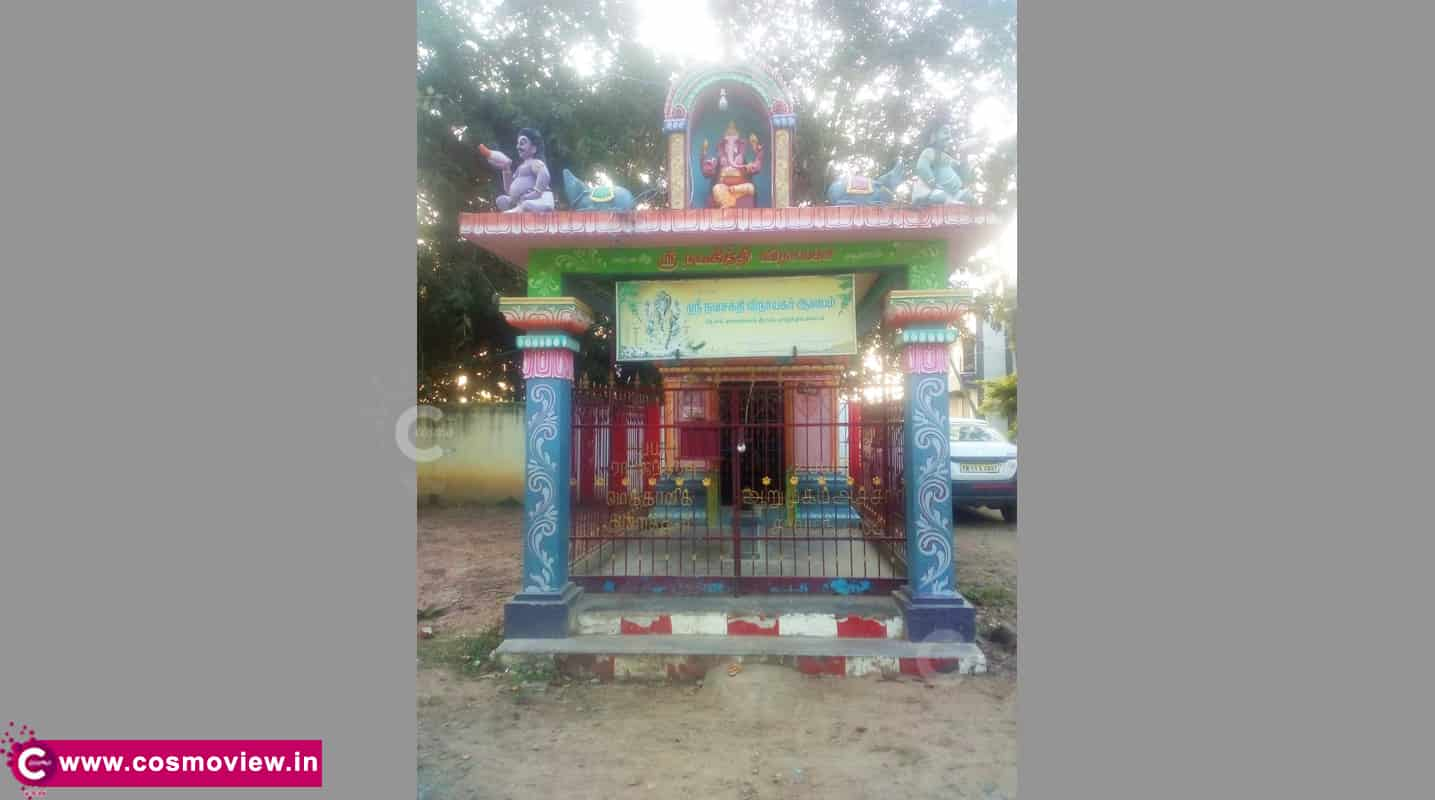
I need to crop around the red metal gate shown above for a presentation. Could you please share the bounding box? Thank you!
[569,379,905,595]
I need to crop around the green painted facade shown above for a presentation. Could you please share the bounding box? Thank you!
[525,239,949,297]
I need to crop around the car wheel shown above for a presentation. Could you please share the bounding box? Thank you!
[999,504,1017,524]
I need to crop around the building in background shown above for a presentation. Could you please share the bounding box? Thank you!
[949,311,1015,432]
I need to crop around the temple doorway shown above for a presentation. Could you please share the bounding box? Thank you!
[718,381,785,508]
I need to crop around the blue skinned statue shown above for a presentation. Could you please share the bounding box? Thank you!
[827,158,905,206]
[910,124,976,206]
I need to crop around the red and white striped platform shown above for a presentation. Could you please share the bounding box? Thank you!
[496,595,987,681]
[576,604,905,639]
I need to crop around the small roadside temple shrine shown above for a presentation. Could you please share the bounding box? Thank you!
[466,62,1006,671]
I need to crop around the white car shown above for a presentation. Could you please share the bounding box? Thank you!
[949,418,1017,523]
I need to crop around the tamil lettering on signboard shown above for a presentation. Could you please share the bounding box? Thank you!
[614,274,857,361]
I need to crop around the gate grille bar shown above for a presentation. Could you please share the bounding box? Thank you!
[569,379,906,595]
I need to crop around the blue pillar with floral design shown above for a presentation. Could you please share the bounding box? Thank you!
[498,297,593,638]
[884,289,978,642]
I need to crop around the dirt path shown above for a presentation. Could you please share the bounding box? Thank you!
[418,505,1018,799]
[418,505,523,633]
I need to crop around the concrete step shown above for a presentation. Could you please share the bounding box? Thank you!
[570,593,905,638]
[496,634,986,681]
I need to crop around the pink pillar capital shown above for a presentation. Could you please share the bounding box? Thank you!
[900,343,949,374]
[522,348,575,381]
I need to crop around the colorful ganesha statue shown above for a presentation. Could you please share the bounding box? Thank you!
[700,120,764,209]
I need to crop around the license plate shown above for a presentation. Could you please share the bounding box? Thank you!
[959,463,1002,473]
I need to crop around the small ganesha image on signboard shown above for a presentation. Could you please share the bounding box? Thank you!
[638,289,706,355]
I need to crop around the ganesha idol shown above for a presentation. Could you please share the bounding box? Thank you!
[700,121,764,209]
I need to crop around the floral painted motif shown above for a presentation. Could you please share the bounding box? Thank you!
[905,259,949,291]
[552,248,602,274]
[523,383,560,593]
[668,133,687,210]
[909,373,954,595]
[499,296,594,335]
[774,128,792,208]
[883,288,969,328]
[526,264,562,297]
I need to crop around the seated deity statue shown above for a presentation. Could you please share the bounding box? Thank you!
[910,124,976,206]
[479,127,554,213]
[700,121,764,209]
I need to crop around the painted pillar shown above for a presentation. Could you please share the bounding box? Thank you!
[498,297,594,638]
[771,107,796,208]
[884,288,978,642]
[664,117,687,210]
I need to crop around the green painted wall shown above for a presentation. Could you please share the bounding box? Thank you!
[526,240,948,297]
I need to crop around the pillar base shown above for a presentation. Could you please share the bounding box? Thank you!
[503,583,582,639]
[893,587,976,643]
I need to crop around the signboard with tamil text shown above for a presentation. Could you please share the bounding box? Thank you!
[614,274,857,361]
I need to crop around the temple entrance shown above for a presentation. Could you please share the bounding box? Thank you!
[718,381,783,508]
[567,373,907,595]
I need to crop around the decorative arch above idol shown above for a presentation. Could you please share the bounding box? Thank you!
[662,64,797,210]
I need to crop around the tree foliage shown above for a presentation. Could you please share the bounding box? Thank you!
[747,0,1018,207]
[417,0,1017,402]
[980,371,1016,439]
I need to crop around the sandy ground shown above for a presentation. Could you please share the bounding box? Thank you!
[417,505,1017,799]
[418,504,524,633]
